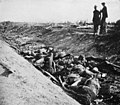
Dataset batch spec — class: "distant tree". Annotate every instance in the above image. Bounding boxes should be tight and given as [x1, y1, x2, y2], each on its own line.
[79, 20, 87, 26]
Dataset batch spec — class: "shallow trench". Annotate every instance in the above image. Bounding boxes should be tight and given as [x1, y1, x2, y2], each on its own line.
[18, 45, 120, 105]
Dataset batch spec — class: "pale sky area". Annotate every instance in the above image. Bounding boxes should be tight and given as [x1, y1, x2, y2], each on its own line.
[0, 0, 120, 23]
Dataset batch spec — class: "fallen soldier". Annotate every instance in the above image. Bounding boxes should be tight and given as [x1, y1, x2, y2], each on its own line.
[59, 75, 100, 105]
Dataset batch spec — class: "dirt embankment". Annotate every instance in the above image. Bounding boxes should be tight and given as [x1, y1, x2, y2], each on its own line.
[0, 22, 98, 56]
[1, 21, 120, 59]
[0, 40, 80, 105]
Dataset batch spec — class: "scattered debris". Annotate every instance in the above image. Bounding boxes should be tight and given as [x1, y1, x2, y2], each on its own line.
[19, 46, 120, 105]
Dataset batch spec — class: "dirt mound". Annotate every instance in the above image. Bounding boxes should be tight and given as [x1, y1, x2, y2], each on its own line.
[0, 21, 97, 57]
[0, 40, 80, 105]
[1, 21, 120, 59]
[2, 21, 120, 59]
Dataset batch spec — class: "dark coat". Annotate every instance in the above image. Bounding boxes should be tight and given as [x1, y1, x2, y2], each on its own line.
[101, 6, 108, 19]
[93, 10, 100, 25]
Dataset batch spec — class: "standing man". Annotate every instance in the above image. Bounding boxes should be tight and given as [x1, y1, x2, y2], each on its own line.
[92, 5, 101, 35]
[100, 2, 108, 34]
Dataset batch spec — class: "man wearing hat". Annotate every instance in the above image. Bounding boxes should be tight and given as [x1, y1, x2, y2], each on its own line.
[100, 2, 108, 34]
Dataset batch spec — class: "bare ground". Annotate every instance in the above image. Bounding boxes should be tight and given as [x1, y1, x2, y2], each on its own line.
[0, 40, 80, 105]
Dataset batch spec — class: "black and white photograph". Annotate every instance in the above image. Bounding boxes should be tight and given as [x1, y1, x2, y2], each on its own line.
[0, 0, 120, 105]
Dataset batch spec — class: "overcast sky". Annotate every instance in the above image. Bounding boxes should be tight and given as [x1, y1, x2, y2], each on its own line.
[0, 0, 120, 22]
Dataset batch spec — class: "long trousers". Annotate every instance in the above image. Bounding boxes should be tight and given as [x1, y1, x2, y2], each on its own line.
[93, 23, 99, 34]
[100, 18, 107, 34]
